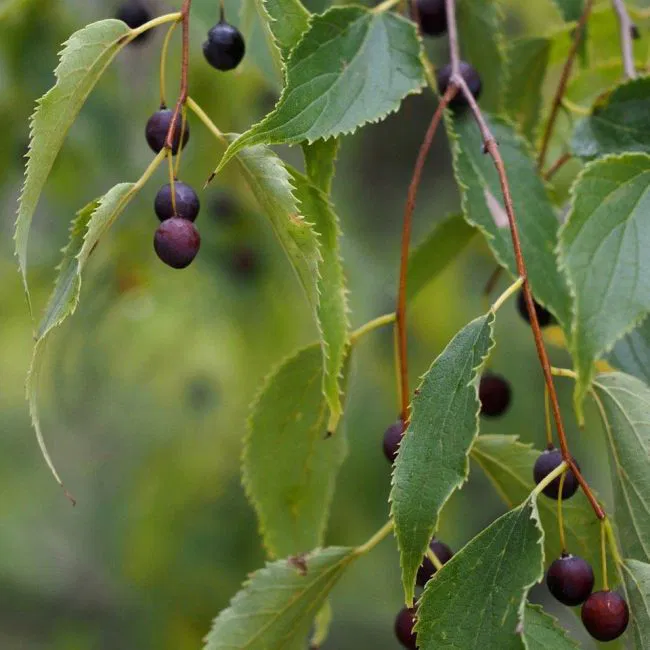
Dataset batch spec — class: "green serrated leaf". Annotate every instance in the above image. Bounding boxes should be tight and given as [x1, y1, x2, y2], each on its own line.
[471, 435, 616, 589]
[406, 213, 475, 302]
[302, 138, 340, 194]
[203, 546, 355, 650]
[390, 312, 495, 604]
[591, 372, 650, 563]
[457, 0, 507, 113]
[559, 153, 650, 416]
[609, 318, 650, 385]
[447, 113, 572, 329]
[256, 0, 310, 63]
[415, 500, 544, 650]
[522, 603, 580, 650]
[504, 37, 550, 142]
[573, 78, 650, 159]
[623, 559, 650, 649]
[214, 6, 425, 172]
[288, 169, 349, 416]
[243, 344, 348, 558]
[15, 19, 131, 305]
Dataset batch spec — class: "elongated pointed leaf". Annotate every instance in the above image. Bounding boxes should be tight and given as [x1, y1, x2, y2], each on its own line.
[447, 113, 572, 329]
[15, 19, 131, 303]
[471, 435, 615, 588]
[609, 318, 650, 385]
[243, 344, 348, 558]
[390, 312, 495, 603]
[215, 7, 425, 172]
[302, 139, 340, 194]
[522, 604, 580, 650]
[203, 547, 355, 650]
[257, 0, 310, 62]
[406, 213, 475, 302]
[560, 154, 650, 416]
[415, 500, 544, 650]
[592, 372, 650, 563]
[573, 78, 650, 159]
[623, 559, 650, 649]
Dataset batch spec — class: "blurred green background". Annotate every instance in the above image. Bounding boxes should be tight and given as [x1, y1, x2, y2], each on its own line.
[0, 0, 634, 648]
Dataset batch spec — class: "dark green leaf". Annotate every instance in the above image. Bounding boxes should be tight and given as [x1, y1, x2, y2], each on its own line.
[522, 604, 580, 650]
[302, 139, 340, 194]
[204, 547, 355, 650]
[406, 214, 475, 302]
[257, 0, 310, 62]
[623, 559, 650, 649]
[391, 313, 495, 603]
[552, 0, 584, 21]
[609, 318, 650, 385]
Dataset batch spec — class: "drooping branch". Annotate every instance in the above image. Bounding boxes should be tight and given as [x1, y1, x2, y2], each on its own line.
[612, 0, 638, 79]
[444, 0, 605, 520]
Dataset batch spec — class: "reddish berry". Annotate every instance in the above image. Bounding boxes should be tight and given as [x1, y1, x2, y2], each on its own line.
[533, 448, 580, 500]
[517, 291, 555, 328]
[394, 607, 418, 649]
[154, 182, 200, 222]
[436, 61, 482, 110]
[145, 109, 190, 155]
[581, 591, 629, 642]
[154, 218, 201, 269]
[383, 419, 405, 463]
[416, 539, 454, 587]
[410, 0, 447, 37]
[479, 373, 511, 418]
[546, 553, 594, 606]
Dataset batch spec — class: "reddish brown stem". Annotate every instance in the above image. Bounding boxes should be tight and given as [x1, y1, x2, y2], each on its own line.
[396, 85, 458, 423]
[445, 0, 604, 520]
[165, 0, 192, 150]
[543, 152, 572, 181]
[537, 0, 594, 171]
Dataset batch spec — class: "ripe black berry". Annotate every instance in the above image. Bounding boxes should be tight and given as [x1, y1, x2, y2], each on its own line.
[410, 0, 447, 37]
[479, 373, 511, 418]
[436, 61, 482, 110]
[517, 291, 555, 328]
[382, 419, 405, 463]
[154, 218, 201, 269]
[416, 539, 454, 587]
[154, 182, 200, 222]
[533, 448, 580, 500]
[116, 1, 151, 43]
[546, 553, 594, 606]
[203, 19, 246, 71]
[394, 607, 418, 649]
[581, 591, 629, 642]
[145, 109, 190, 155]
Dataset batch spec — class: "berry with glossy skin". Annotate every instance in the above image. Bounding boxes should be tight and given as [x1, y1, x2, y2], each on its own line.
[394, 607, 418, 649]
[383, 419, 405, 463]
[479, 373, 511, 418]
[546, 553, 594, 606]
[145, 109, 190, 155]
[416, 539, 454, 587]
[203, 19, 246, 71]
[116, 1, 151, 43]
[436, 61, 482, 110]
[517, 291, 555, 328]
[533, 448, 580, 500]
[154, 218, 201, 269]
[410, 0, 447, 37]
[154, 182, 200, 222]
[581, 591, 629, 642]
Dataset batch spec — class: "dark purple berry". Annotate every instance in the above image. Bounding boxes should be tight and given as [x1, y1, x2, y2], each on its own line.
[410, 0, 447, 37]
[382, 419, 404, 464]
[394, 607, 418, 649]
[546, 554, 594, 606]
[203, 20, 246, 71]
[116, 1, 152, 43]
[436, 61, 482, 110]
[154, 182, 200, 222]
[581, 591, 629, 642]
[533, 448, 580, 500]
[479, 373, 511, 418]
[154, 218, 201, 269]
[517, 291, 555, 328]
[145, 109, 190, 155]
[416, 539, 454, 587]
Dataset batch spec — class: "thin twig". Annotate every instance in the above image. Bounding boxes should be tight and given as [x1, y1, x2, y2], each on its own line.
[543, 152, 572, 181]
[396, 85, 458, 423]
[445, 0, 605, 520]
[165, 0, 192, 150]
[612, 0, 638, 79]
[537, 0, 595, 171]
